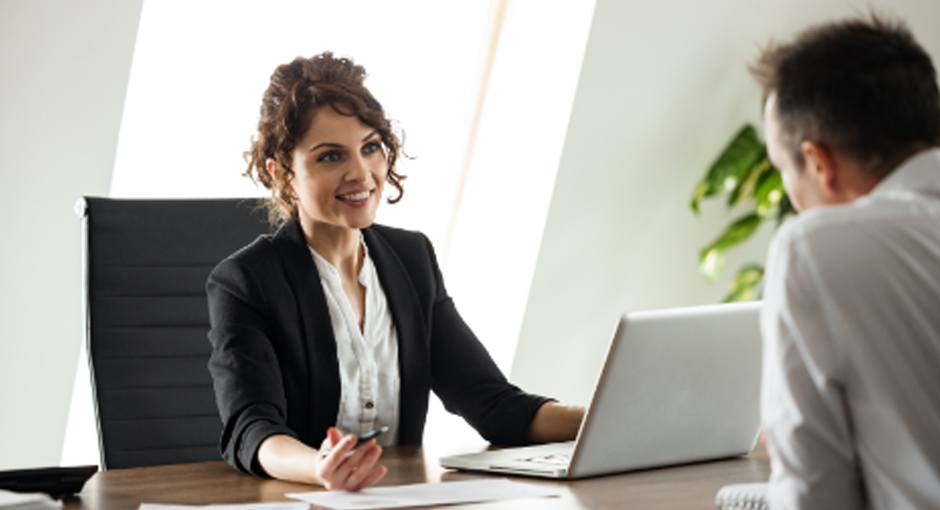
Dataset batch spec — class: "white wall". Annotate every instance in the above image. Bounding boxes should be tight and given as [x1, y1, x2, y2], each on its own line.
[512, 0, 940, 405]
[0, 0, 142, 468]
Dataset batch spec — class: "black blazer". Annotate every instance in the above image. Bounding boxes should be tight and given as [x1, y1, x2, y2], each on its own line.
[206, 220, 551, 476]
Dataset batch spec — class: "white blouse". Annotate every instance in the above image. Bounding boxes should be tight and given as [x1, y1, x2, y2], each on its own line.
[309, 239, 400, 447]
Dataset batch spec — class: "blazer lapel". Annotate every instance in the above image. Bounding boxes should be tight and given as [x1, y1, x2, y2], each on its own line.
[363, 227, 430, 444]
[272, 221, 340, 436]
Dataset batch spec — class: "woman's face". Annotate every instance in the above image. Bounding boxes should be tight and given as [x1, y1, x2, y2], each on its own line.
[288, 106, 388, 232]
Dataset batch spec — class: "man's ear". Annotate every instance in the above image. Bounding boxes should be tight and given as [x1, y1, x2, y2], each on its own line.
[800, 140, 839, 197]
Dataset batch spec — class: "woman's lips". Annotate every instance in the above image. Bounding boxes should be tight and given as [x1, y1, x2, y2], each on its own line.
[337, 189, 373, 207]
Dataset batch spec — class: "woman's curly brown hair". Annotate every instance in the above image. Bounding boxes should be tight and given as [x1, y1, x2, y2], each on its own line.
[245, 52, 405, 225]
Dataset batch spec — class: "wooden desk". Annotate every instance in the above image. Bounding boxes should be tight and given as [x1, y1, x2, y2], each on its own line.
[66, 446, 769, 510]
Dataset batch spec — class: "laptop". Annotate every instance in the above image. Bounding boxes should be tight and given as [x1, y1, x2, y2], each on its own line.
[440, 301, 762, 479]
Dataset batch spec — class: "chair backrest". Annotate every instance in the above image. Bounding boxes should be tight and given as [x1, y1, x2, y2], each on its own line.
[79, 197, 272, 469]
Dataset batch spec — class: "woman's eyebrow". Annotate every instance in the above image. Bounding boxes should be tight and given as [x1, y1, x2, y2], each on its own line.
[309, 141, 342, 153]
[308, 131, 379, 152]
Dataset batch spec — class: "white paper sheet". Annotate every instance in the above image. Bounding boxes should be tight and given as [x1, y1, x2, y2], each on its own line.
[139, 503, 308, 510]
[286, 479, 563, 510]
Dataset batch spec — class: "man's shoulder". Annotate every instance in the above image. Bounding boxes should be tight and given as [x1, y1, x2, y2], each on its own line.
[772, 206, 843, 252]
[772, 199, 888, 252]
[766, 204, 879, 288]
[770, 194, 940, 291]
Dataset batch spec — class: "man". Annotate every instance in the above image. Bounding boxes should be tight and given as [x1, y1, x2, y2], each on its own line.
[752, 16, 940, 510]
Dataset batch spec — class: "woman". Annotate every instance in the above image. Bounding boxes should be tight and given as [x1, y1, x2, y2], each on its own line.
[206, 52, 584, 491]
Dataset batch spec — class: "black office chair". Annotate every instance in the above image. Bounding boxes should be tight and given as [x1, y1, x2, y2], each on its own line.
[79, 197, 272, 469]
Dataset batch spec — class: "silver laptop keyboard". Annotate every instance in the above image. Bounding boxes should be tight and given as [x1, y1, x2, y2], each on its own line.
[514, 452, 571, 466]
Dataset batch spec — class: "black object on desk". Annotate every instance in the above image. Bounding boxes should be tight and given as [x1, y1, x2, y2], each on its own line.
[0, 465, 98, 498]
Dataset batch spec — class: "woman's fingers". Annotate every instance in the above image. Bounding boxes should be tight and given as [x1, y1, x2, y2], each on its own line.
[343, 443, 384, 489]
[319, 427, 346, 458]
[317, 434, 358, 478]
[327, 427, 344, 446]
[316, 432, 387, 491]
[329, 441, 379, 489]
[320, 427, 344, 453]
[351, 463, 387, 491]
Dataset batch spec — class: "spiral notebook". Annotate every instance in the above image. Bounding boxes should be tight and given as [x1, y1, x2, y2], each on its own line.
[715, 482, 768, 510]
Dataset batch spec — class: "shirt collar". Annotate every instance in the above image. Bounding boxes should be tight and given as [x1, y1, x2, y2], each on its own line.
[869, 147, 940, 200]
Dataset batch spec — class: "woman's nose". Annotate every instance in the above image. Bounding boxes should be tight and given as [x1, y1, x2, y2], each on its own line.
[347, 154, 371, 182]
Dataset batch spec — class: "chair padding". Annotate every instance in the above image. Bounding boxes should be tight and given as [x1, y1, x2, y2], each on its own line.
[82, 197, 271, 469]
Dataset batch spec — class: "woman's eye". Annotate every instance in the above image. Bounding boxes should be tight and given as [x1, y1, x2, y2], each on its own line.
[317, 150, 342, 163]
[363, 141, 383, 155]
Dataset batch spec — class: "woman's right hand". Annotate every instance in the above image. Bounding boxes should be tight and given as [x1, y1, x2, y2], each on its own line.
[314, 427, 387, 491]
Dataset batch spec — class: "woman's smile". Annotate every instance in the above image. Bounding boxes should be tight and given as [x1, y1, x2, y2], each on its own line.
[336, 188, 374, 207]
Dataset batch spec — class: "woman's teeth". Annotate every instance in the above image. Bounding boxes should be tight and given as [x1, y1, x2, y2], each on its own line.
[338, 190, 370, 201]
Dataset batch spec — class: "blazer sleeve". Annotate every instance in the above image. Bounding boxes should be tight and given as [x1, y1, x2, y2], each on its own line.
[206, 256, 298, 477]
[422, 235, 554, 446]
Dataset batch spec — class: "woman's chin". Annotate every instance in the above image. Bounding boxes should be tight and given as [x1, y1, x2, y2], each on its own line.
[334, 198, 379, 229]
[350, 220, 375, 230]
[342, 212, 378, 230]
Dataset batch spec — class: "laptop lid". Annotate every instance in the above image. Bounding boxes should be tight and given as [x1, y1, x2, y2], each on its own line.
[567, 301, 762, 478]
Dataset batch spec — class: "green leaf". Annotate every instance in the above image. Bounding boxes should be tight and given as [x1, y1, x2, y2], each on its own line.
[690, 124, 766, 214]
[699, 248, 723, 281]
[754, 169, 785, 217]
[722, 263, 764, 302]
[727, 155, 772, 208]
[698, 213, 763, 280]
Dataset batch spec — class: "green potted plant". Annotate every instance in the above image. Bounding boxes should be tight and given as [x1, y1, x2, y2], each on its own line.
[689, 124, 796, 301]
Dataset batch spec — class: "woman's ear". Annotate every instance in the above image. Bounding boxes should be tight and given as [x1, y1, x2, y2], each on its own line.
[265, 158, 281, 181]
[267, 158, 294, 190]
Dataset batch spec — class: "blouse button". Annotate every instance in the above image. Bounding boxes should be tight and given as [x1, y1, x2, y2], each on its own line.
[364, 400, 375, 410]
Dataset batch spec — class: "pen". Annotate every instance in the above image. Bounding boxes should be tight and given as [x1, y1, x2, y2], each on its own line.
[320, 426, 389, 459]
